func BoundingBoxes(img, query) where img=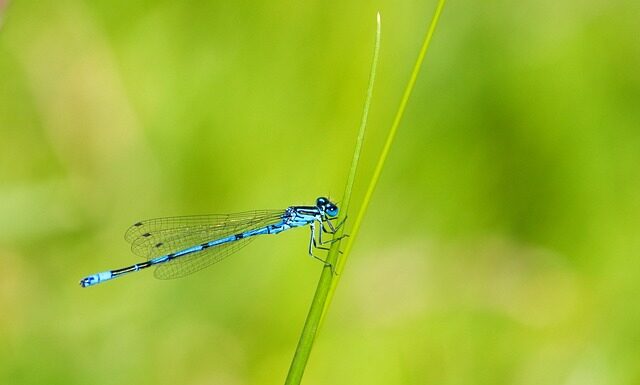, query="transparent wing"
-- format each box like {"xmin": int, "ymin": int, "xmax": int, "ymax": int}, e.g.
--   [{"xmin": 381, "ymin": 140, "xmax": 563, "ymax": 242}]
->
[
  {"xmin": 124, "ymin": 210, "xmax": 284, "ymax": 259},
  {"xmin": 154, "ymin": 236, "xmax": 255, "ymax": 279}
]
